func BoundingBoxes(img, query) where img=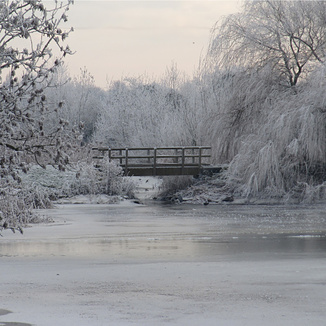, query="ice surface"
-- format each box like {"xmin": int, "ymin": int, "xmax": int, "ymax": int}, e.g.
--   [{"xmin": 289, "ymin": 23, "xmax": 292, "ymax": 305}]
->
[{"xmin": 1, "ymin": 202, "xmax": 326, "ymax": 325}]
